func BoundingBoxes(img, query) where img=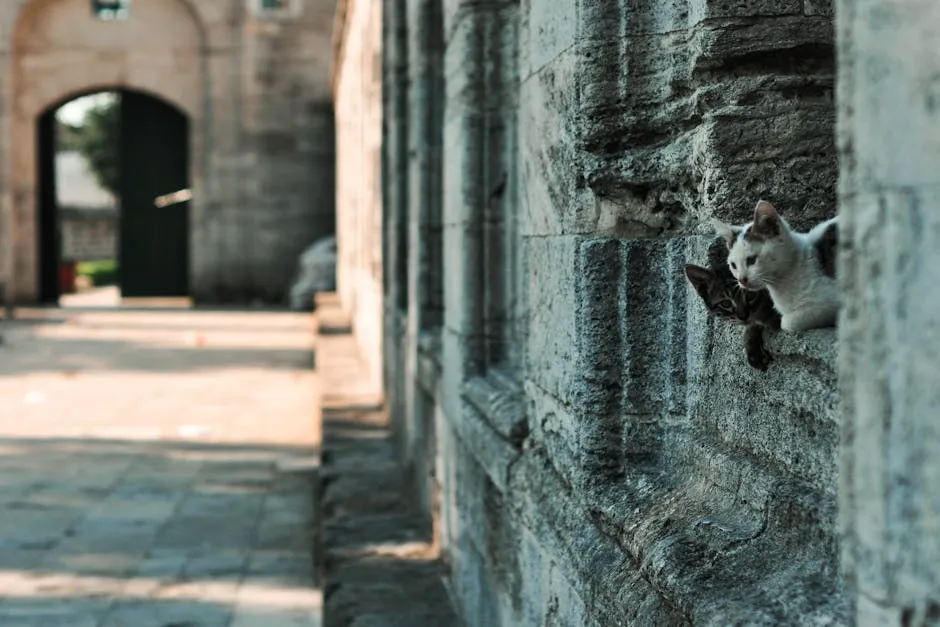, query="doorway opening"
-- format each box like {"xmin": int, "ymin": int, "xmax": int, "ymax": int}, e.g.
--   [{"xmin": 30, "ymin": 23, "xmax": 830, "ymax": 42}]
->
[{"xmin": 38, "ymin": 88, "xmax": 191, "ymax": 307}]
